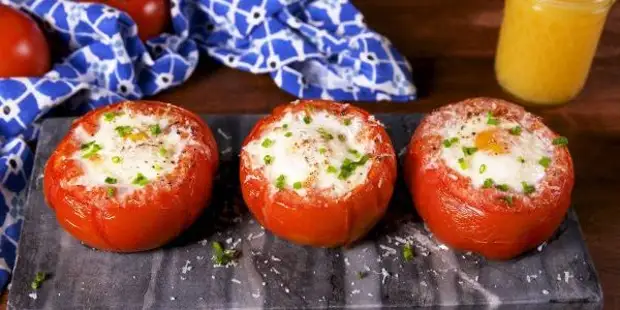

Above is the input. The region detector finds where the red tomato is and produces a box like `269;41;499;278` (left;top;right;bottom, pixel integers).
43;101;219;252
239;100;397;247
81;0;169;41
405;98;574;259
0;5;50;78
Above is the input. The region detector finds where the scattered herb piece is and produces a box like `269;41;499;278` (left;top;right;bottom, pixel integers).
403;243;414;262
552;136;568;146
211;241;239;266
284;132;292;137
338;134;346;142
103;112;116;122
132;173;149;186
149;124;161;136
509;126;522;136
539;156;551;168
443;137;459;148
486;112;499;125
158;146;168;157
317;128;334;140
80;141;95;150
517;156;526;163
115;125;133;137
462;146;478;156
522;182;536;195
261;138;274;148
343;119;352;126
338;155;371;180
458;157;468;170
495;183;510;192
81;142;102;159
275;175;286;189
104;177;117;184
327;165;338;174
31;272;47;290
263;155;274;165
282;124;289;129
479;164;487;174
501;196;514;205
293;182;302;190
106;187;115;197
303;115;312;124
153;164;162;171
348;149;361;158
483;178;495;188
111;156;122;164
319;148;327;154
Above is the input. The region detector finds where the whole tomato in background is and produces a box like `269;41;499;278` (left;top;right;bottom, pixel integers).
0;4;50;78
82;0;170;41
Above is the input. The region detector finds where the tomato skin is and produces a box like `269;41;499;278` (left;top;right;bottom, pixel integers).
0;5;50;78
405;98;574;260
80;0;169;41
43;101;218;252
240;100;397;247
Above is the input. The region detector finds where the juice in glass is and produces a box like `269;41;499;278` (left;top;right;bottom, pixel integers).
495;0;614;105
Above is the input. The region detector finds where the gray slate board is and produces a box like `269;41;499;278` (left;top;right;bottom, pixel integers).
9;115;602;310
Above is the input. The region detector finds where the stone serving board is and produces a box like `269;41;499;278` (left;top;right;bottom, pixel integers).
9;115;602;310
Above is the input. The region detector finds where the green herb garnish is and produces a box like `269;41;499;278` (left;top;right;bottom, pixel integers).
284;132;292;137
327;165;338;174
495;183;510;192
104;177;117;184
81;142;102;159
319;148;327;155
293;182;302;190
261;138;274;148
282;124;289;129
111;156;122;164
487;112;499;125
403;243;414;262
149;124;161;136
31;272;47;290
153;164;162;171
483;178;495;188
158;146;168;157
338;155;371;180
132;173;149;186
337;134;346;142
275;174;286;189
103;112;116;122
264;155;274;165
211;241;239;266
348;149;361;158
521;182;536;195
479;164;487;174
501;196;513;205
80;141;95;150
443;137;459;148
318;128;334;140
115;125;133;137
106;187;115;197
539;156;551;168
552;136;568;146
517;156;526;163
509;126;522;136
303;115;312;124
462;146;478;156
458;157;467;170
344;119;352;126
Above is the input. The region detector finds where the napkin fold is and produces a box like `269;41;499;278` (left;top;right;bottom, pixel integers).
0;0;415;288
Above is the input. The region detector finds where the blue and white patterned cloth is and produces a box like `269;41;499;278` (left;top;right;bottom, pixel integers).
0;0;415;288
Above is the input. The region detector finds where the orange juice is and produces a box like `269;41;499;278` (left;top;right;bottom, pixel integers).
495;0;614;105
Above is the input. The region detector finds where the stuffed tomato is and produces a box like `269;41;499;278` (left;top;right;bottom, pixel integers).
43;100;218;252
405;97;574;259
239;100;397;247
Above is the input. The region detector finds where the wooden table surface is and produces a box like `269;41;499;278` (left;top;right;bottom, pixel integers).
5;0;620;309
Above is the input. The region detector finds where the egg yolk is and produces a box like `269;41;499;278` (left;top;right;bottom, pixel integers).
475;128;509;155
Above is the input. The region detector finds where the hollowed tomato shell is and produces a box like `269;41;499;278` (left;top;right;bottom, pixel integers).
405;98;574;260
43;101;219;252
239;100;397;247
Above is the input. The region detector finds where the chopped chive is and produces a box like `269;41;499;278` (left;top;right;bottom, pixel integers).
443;137;459;148
211;241;239;266
552;136;568;146
479;164;487;174
403;243;414;262
104;177;117;184
495;183;509;192
261;138;274;148
111;156;122;164
158;146;168;157
517;156;526;163
487;112;499;125
114;125;133;137
343;119;352;126
327;165;338;174
275;175;286;189
483;178;494;188
81;142;102;159
539;156;551;168
348;149;361;158
132;173;148;186
30;272;47;290
149;124;162;136
153;164;162;171
509;126;522;136
293;182;302;190
80;141;95;150
103;112;115;122
458;157;467;170
317;128;334;140
106;187;115;197
337;134;346;142
522;182;536;195
338;155;371;179
263;155;274;165
501;196;513;205
303;115;312;124
462;146;478;156
319;148;327;154
282;124;289;129
284;132;292;137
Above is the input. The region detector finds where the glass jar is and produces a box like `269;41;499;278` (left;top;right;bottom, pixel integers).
495;0;614;106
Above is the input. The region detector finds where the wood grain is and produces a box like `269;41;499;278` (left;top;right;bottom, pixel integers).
5;0;620;308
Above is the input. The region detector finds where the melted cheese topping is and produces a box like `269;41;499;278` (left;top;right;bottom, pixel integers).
441;113;553;194
244;110;375;198
71;109;192;195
